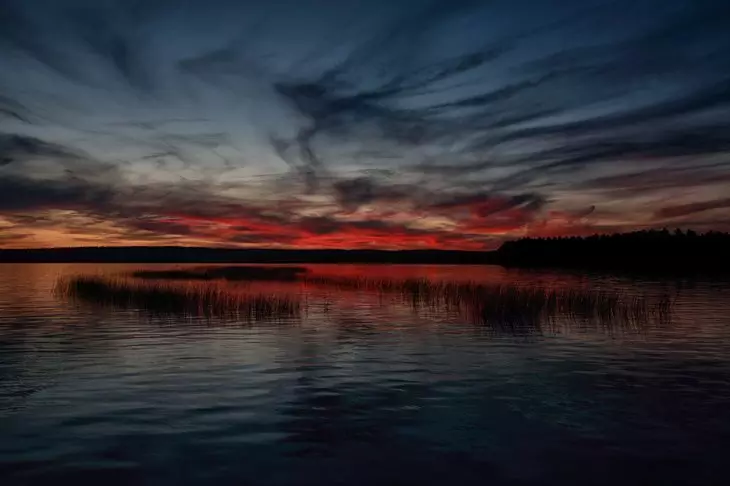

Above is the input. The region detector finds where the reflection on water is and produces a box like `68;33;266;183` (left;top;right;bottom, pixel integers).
1;264;730;485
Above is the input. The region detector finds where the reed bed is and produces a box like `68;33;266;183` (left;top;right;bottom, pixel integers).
300;275;673;326
55;275;301;320
57;268;673;329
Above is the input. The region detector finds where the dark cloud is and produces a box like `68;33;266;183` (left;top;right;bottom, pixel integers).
0;95;31;123
0;174;114;212
264;0;730;201
268;1;516;188
329;176;548;224
493;80;730;149
125;218;195;237
581;164;730;196
430;193;546;218
298;217;411;237
0;159;545;249
0;134;83;166
655;198;730;220
0;232;33;243
331;177;419;210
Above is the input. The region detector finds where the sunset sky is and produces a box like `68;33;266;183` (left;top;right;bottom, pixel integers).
1;0;729;249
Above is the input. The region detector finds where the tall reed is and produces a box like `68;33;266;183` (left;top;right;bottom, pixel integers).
56;268;673;329
300;275;673;326
55;275;301;320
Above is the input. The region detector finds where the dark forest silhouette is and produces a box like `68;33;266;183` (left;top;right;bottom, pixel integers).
1;229;729;273
497;229;730;274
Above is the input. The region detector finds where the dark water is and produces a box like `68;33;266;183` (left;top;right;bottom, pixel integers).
1;264;730;485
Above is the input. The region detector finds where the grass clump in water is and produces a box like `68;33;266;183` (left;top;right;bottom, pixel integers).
61;267;674;330
300;275;672;327
55;275;301;320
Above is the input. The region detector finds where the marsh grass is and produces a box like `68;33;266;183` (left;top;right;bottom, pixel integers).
55;275;301;320
55;267;673;329
300;275;673;327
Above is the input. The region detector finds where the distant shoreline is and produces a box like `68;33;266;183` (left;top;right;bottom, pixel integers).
2;230;729;274
0;247;500;264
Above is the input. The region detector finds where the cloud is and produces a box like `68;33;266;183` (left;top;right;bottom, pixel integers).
264;2;730;219
0;232;33;243
331;177;420;210
430;193;545;218
0;174;114;212
581;164;730;197
0;154;553;249
654;198;730;220
1;1;730;248
0;134;82;165
0;95;31;123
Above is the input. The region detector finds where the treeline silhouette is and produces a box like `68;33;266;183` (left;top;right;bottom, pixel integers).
497;229;730;274
1;229;728;273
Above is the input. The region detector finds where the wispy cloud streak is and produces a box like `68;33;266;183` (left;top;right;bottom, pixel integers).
1;0;729;247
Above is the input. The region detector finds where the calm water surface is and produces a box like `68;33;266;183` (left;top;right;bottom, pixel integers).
1;264;730;485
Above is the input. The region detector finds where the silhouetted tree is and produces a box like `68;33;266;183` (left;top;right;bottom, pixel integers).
497;229;730;274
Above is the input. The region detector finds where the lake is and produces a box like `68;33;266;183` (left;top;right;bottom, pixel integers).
1;263;729;485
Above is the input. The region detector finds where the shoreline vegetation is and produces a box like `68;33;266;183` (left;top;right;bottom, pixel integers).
55;269;673;329
3;229;729;274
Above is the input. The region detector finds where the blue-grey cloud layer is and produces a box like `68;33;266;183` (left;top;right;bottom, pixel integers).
1;0;729;247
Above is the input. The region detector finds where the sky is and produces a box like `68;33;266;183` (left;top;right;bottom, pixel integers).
1;0;729;250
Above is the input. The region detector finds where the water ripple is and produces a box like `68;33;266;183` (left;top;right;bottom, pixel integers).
1;264;730;485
